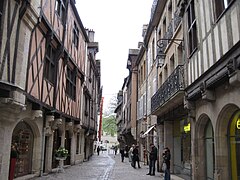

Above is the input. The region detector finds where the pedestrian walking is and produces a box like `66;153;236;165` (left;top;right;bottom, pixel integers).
114;146;118;155
163;147;171;180
97;146;100;156
132;145;141;169
146;143;158;176
128;144;134;162
120;148;125;162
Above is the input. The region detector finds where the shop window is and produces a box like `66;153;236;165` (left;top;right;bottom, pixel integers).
204;120;214;180
181;120;191;165
72;22;79;48
44;45;56;84
214;0;234;19
187;0;197;56
229;111;240;179
66;67;76;100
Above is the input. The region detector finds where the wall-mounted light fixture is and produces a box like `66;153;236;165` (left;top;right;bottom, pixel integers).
156;38;184;68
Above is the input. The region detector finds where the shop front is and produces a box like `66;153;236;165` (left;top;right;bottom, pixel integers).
173;118;191;176
229;111;240;179
11;121;34;178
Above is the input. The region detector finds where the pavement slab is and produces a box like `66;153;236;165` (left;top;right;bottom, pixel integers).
31;152;185;180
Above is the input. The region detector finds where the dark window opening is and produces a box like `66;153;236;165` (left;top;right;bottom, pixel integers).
44;45;55;84
187;0;197;55
66;67;76;100
73;22;79;48
0;0;3;28
214;0;233;19
55;0;66;22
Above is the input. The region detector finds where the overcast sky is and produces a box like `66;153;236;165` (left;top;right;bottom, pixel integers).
76;0;153;110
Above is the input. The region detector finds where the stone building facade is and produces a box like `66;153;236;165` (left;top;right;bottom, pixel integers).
182;0;240;179
116;0;240;179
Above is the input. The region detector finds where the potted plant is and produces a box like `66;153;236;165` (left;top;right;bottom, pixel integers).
55;147;69;160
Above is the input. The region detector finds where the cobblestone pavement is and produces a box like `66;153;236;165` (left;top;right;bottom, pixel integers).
31;152;185;180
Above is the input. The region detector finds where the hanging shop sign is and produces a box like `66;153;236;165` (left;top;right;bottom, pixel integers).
236;117;240;129
184;123;191;133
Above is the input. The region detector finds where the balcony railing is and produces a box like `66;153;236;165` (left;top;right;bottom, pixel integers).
151;65;184;113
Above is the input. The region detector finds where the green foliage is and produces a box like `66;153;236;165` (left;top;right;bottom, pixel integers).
55;147;69;157
102;115;117;136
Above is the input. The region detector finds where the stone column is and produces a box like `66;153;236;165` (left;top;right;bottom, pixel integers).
164;121;173;172
44;131;53;173
0;122;13;180
190;115;196;180
158;124;164;170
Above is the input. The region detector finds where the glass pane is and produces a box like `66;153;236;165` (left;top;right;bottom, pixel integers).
229;112;240;179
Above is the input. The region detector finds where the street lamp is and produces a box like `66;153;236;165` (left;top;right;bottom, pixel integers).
156;38;184;68
156;41;166;68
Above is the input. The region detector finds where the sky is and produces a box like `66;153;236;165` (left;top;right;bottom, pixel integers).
76;0;153;110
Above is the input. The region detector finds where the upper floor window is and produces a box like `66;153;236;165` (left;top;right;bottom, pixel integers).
152;39;155;62
73;22;79;48
214;0;233;19
44;45;56;84
66;67;76;100
55;0;66;22
187;0;197;55
0;1;3;27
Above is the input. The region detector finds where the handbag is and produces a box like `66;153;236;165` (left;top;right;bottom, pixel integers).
162;162;167;171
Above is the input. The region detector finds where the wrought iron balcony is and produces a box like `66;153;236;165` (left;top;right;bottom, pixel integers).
151;65;184;113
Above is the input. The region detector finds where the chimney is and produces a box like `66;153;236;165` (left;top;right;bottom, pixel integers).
142;24;148;38
88;29;95;42
138;42;144;49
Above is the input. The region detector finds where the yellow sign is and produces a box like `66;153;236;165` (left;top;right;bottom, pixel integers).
184;123;190;133
237;118;240;129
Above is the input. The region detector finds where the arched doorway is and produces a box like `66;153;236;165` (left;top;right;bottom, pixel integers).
228;110;240;179
11;121;34;177
205;120;214;180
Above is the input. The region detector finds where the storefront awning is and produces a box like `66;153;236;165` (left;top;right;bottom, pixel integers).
142;125;155;137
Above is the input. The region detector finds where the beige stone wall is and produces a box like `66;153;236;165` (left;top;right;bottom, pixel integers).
192;81;240;179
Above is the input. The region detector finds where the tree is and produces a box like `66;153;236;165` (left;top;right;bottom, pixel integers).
103;96;118;116
102;96;118;136
102;115;117;136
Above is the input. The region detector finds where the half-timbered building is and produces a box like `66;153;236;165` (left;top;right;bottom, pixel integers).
0;0;101;179
182;0;240;179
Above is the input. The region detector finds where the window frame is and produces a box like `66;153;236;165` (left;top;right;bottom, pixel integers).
55;0;66;22
187;0;198;56
66;66;76;100
44;45;56;84
214;0;234;21
73;22;79;48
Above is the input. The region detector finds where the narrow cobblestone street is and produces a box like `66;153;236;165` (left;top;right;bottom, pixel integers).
31;152;185;180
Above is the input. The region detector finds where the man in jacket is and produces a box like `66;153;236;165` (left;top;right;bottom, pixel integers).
146;143;158;176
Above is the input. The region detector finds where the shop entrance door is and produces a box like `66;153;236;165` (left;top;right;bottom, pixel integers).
12;121;33;177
